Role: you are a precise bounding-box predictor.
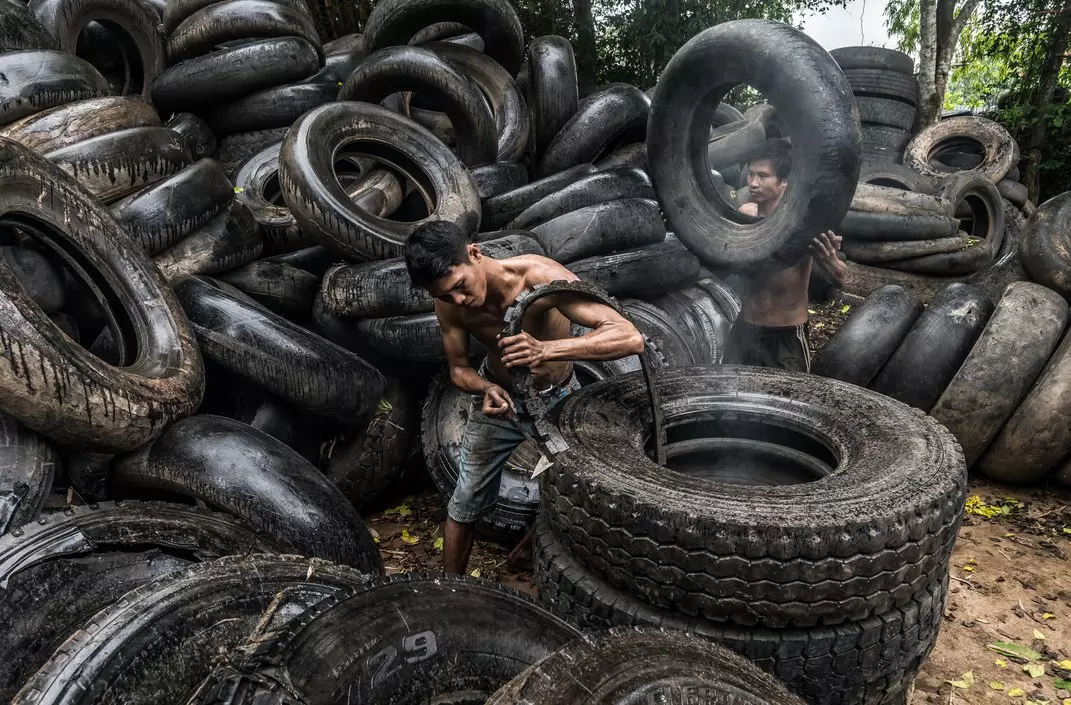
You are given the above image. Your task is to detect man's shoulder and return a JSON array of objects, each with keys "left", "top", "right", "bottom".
[{"left": 503, "top": 254, "right": 575, "bottom": 285}]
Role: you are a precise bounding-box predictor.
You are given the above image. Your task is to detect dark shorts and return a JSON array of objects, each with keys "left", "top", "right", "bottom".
[{"left": 721, "top": 319, "right": 811, "bottom": 373}]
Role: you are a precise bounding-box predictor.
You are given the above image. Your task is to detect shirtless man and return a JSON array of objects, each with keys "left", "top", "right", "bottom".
[
  {"left": 405, "top": 221, "right": 644, "bottom": 575},
  {"left": 722, "top": 138, "right": 847, "bottom": 372}
]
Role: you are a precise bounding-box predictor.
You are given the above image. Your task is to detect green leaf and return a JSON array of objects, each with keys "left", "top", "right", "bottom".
[
  {"left": 433, "top": 537, "right": 444, "bottom": 552},
  {"left": 383, "top": 503, "right": 412, "bottom": 518},
  {"left": 987, "top": 642, "right": 1043, "bottom": 661},
  {"left": 1054, "top": 678, "right": 1071, "bottom": 689},
  {"left": 840, "top": 304, "right": 851, "bottom": 314},
  {"left": 948, "top": 671, "right": 975, "bottom": 689},
  {"left": 400, "top": 528, "right": 419, "bottom": 545},
  {"left": 377, "top": 398, "right": 393, "bottom": 414}
]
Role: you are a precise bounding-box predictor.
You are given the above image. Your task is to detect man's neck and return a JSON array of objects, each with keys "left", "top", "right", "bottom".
[{"left": 480, "top": 259, "right": 521, "bottom": 310}]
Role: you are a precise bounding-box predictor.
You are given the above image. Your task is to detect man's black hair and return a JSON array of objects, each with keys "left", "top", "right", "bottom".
[
  {"left": 749, "top": 138, "right": 792, "bottom": 181},
  {"left": 405, "top": 220, "right": 472, "bottom": 287}
]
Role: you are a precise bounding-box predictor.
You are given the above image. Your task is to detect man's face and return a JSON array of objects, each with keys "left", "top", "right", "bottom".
[
  {"left": 746, "top": 158, "right": 787, "bottom": 208},
  {"left": 426, "top": 245, "right": 488, "bottom": 308}
]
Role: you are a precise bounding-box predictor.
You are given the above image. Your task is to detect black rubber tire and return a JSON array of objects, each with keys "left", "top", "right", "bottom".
[
  {"left": 11, "top": 555, "right": 375, "bottom": 705},
  {"left": 325, "top": 376, "right": 417, "bottom": 510},
  {"left": 45, "top": 125, "right": 192, "bottom": 204},
  {"left": 843, "top": 235, "right": 975, "bottom": 264},
  {"left": 166, "top": 111, "right": 216, "bottom": 160},
  {"left": 218, "top": 260, "right": 320, "bottom": 320},
  {"left": 111, "top": 415, "right": 383, "bottom": 571},
  {"left": 0, "top": 0, "right": 57, "bottom": 52},
  {"left": 469, "top": 161, "right": 528, "bottom": 199},
  {"left": 860, "top": 124, "right": 911, "bottom": 164},
  {"left": 841, "top": 68, "right": 919, "bottom": 105},
  {"left": 931, "top": 281, "right": 1069, "bottom": 467},
  {"left": 264, "top": 244, "right": 338, "bottom": 276},
  {"left": 856, "top": 97, "right": 916, "bottom": 131},
  {"left": 217, "top": 126, "right": 290, "bottom": 177},
  {"left": 175, "top": 275, "right": 384, "bottom": 422},
  {"left": 840, "top": 211, "right": 960, "bottom": 241},
  {"left": 644, "top": 279, "right": 738, "bottom": 365},
  {"left": 428, "top": 41, "right": 530, "bottom": 163},
  {"left": 536, "top": 83, "right": 649, "bottom": 178},
  {"left": 489, "top": 626, "right": 807, "bottom": 705},
  {"left": 623, "top": 299, "right": 702, "bottom": 366},
  {"left": 0, "top": 412, "right": 57, "bottom": 534},
  {"left": 0, "top": 50, "right": 109, "bottom": 127},
  {"left": 831, "top": 46, "right": 914, "bottom": 74},
  {"left": 568, "top": 235, "right": 701, "bottom": 299},
  {"left": 595, "top": 141, "right": 647, "bottom": 171},
  {"left": 542, "top": 365, "right": 965, "bottom": 628},
  {"left": 352, "top": 312, "right": 448, "bottom": 364},
  {"left": 29, "top": 0, "right": 164, "bottom": 98},
  {"left": 0, "top": 96, "right": 160, "bottom": 155},
  {"left": 811, "top": 284, "right": 923, "bottom": 387},
  {"left": 339, "top": 45, "right": 497, "bottom": 166},
  {"left": 166, "top": 0, "right": 320, "bottom": 63},
  {"left": 153, "top": 199, "right": 263, "bottom": 280},
  {"left": 527, "top": 34, "right": 578, "bottom": 161},
  {"left": 998, "top": 178, "right": 1028, "bottom": 207},
  {"left": 904, "top": 116, "right": 1017, "bottom": 183},
  {"left": 364, "top": 0, "right": 525, "bottom": 74},
  {"left": 206, "top": 81, "right": 337, "bottom": 136},
  {"left": 1019, "top": 192, "right": 1071, "bottom": 299},
  {"left": 531, "top": 198, "right": 666, "bottom": 263},
  {"left": 938, "top": 171, "right": 1005, "bottom": 254},
  {"left": 706, "top": 103, "right": 778, "bottom": 172},
  {"left": 0, "top": 501, "right": 281, "bottom": 705},
  {"left": 883, "top": 239, "right": 993, "bottom": 275},
  {"left": 161, "top": 0, "right": 312, "bottom": 34},
  {"left": 482, "top": 163, "right": 597, "bottom": 231},
  {"left": 111, "top": 158, "right": 233, "bottom": 254},
  {"left": 869, "top": 283, "right": 994, "bottom": 411},
  {"left": 858, "top": 162, "right": 934, "bottom": 192},
  {"left": 508, "top": 167, "right": 654, "bottom": 231},
  {"left": 321, "top": 231, "right": 543, "bottom": 318},
  {"left": 151, "top": 37, "right": 320, "bottom": 114},
  {"left": 648, "top": 20, "right": 860, "bottom": 268},
  {"left": 0, "top": 141, "right": 204, "bottom": 451},
  {"left": 533, "top": 513, "right": 945, "bottom": 705},
  {"left": 279, "top": 101, "right": 480, "bottom": 260},
  {"left": 0, "top": 245, "right": 65, "bottom": 313},
  {"left": 849, "top": 183, "right": 952, "bottom": 218}
]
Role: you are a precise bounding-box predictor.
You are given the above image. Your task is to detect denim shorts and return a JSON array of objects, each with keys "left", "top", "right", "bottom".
[{"left": 448, "top": 372, "right": 579, "bottom": 524}]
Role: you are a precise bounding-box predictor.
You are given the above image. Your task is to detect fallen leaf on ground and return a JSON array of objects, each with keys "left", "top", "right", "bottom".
[
  {"left": 963, "top": 565, "right": 975, "bottom": 572},
  {"left": 433, "top": 537, "right": 444, "bottom": 552},
  {"left": 1063, "top": 527, "right": 1071, "bottom": 534},
  {"left": 1059, "top": 661, "right": 1071, "bottom": 670},
  {"left": 1024, "top": 663, "right": 1045, "bottom": 678},
  {"left": 1043, "top": 613, "right": 1055, "bottom": 620},
  {"left": 1009, "top": 688, "right": 1026, "bottom": 698},
  {"left": 948, "top": 671, "right": 975, "bottom": 689},
  {"left": 988, "top": 642, "right": 1043, "bottom": 662},
  {"left": 991, "top": 682, "right": 1006, "bottom": 690},
  {"left": 1055, "top": 678, "right": 1071, "bottom": 689},
  {"left": 384, "top": 503, "right": 413, "bottom": 518},
  {"left": 470, "top": 568, "right": 481, "bottom": 578},
  {"left": 400, "top": 529, "right": 419, "bottom": 545},
  {"left": 1034, "top": 629, "right": 1047, "bottom": 640},
  {"left": 841, "top": 304, "right": 851, "bottom": 313}
]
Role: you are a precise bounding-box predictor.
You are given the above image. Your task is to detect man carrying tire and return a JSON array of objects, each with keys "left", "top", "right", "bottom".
[
  {"left": 724, "top": 138, "right": 846, "bottom": 372},
  {"left": 406, "top": 221, "right": 645, "bottom": 575}
]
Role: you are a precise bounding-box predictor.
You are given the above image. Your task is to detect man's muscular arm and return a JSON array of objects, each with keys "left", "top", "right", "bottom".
[{"left": 436, "top": 301, "right": 514, "bottom": 416}]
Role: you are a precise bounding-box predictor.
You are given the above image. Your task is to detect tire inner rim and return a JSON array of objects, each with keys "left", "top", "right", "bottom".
[
  {"left": 334, "top": 139, "right": 437, "bottom": 223},
  {"left": 644, "top": 409, "right": 838, "bottom": 486},
  {"left": 76, "top": 20, "right": 145, "bottom": 97},
  {"left": 928, "top": 136, "right": 986, "bottom": 172}
]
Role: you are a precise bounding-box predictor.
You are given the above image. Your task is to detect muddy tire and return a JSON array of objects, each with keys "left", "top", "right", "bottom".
[
  {"left": 533, "top": 513, "right": 945, "bottom": 705},
  {"left": 207, "top": 81, "right": 338, "bottom": 136},
  {"left": 0, "top": 142, "right": 204, "bottom": 451},
  {"left": 998, "top": 178, "right": 1028, "bottom": 207},
  {"left": 542, "top": 365, "right": 964, "bottom": 628},
  {"left": 0, "top": 413, "right": 58, "bottom": 534},
  {"left": 280, "top": 101, "right": 480, "bottom": 260},
  {"left": 905, "top": 116, "right": 1017, "bottom": 183},
  {"left": 0, "top": 50, "right": 108, "bottom": 127},
  {"left": 111, "top": 415, "right": 383, "bottom": 571},
  {"left": 596, "top": 142, "right": 647, "bottom": 171},
  {"left": 648, "top": 20, "right": 860, "bottom": 268},
  {"left": 166, "top": 0, "right": 320, "bottom": 63},
  {"left": 508, "top": 167, "right": 654, "bottom": 231},
  {"left": 112, "top": 158, "right": 233, "bottom": 254},
  {"left": 11, "top": 555, "right": 374, "bottom": 705},
  {"left": 536, "top": 83, "right": 649, "bottom": 178},
  {"left": 849, "top": 183, "right": 953, "bottom": 218},
  {"left": 843, "top": 236, "right": 975, "bottom": 264},
  {"left": 218, "top": 260, "right": 319, "bottom": 320},
  {"left": 568, "top": 236, "right": 700, "bottom": 299},
  {"left": 166, "top": 112, "right": 216, "bottom": 160},
  {"left": 30, "top": 0, "right": 164, "bottom": 98},
  {"left": 527, "top": 35, "right": 577, "bottom": 161},
  {"left": 883, "top": 240, "right": 993, "bottom": 276},
  {"left": 860, "top": 124, "right": 911, "bottom": 164},
  {"left": 483, "top": 163, "right": 597, "bottom": 231},
  {"left": 532, "top": 198, "right": 665, "bottom": 263},
  {"left": 154, "top": 200, "right": 263, "bottom": 280},
  {"left": 0, "top": 246, "right": 65, "bottom": 313},
  {"left": 858, "top": 162, "right": 933, "bottom": 192},
  {"left": 931, "top": 281, "right": 1069, "bottom": 467},
  {"left": 469, "top": 161, "right": 528, "bottom": 199},
  {"left": 839, "top": 211, "right": 960, "bottom": 241},
  {"left": 939, "top": 172, "right": 1005, "bottom": 254},
  {"left": 841, "top": 68, "right": 919, "bottom": 105},
  {"left": 0, "top": 501, "right": 280, "bottom": 705},
  {"left": 364, "top": 0, "right": 525, "bottom": 74},
  {"left": 856, "top": 100, "right": 916, "bottom": 133},
  {"left": 831, "top": 46, "right": 914, "bottom": 74},
  {"left": 869, "top": 283, "right": 994, "bottom": 411},
  {"left": 45, "top": 125, "right": 192, "bottom": 204},
  {"left": 217, "top": 126, "right": 290, "bottom": 177},
  {"left": 1019, "top": 192, "right": 1071, "bottom": 299},
  {"left": 0, "top": 0, "right": 57, "bottom": 52},
  {"left": 0, "top": 96, "right": 159, "bottom": 155},
  {"left": 811, "top": 284, "right": 923, "bottom": 387},
  {"left": 232, "top": 140, "right": 311, "bottom": 253}
]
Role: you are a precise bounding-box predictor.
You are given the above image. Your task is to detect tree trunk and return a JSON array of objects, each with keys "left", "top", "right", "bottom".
[
  {"left": 918, "top": 0, "right": 982, "bottom": 126},
  {"left": 917, "top": 0, "right": 941, "bottom": 126},
  {"left": 572, "top": 0, "right": 598, "bottom": 94},
  {"left": 1025, "top": 0, "right": 1071, "bottom": 201}
]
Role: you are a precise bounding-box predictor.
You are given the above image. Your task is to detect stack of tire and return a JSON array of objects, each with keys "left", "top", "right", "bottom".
[
  {"left": 831, "top": 47, "right": 918, "bottom": 166},
  {"left": 814, "top": 278, "right": 1071, "bottom": 489}
]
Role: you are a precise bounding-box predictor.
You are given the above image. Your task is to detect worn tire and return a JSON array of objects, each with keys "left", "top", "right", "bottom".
[
  {"left": 841, "top": 68, "right": 919, "bottom": 105},
  {"left": 998, "top": 178, "right": 1028, "bottom": 207},
  {"left": 469, "top": 161, "right": 528, "bottom": 199},
  {"left": 161, "top": 0, "right": 312, "bottom": 34},
  {"left": 840, "top": 211, "right": 960, "bottom": 241},
  {"left": 279, "top": 101, "right": 480, "bottom": 260},
  {"left": 364, "top": 0, "right": 525, "bottom": 74},
  {"left": 0, "top": 50, "right": 108, "bottom": 127},
  {"left": 939, "top": 171, "right": 1005, "bottom": 254},
  {"left": 218, "top": 260, "right": 319, "bottom": 320},
  {"left": 883, "top": 240, "right": 993, "bottom": 275},
  {"left": 527, "top": 35, "right": 577, "bottom": 161},
  {"left": 536, "top": 83, "right": 649, "bottom": 178},
  {"left": 542, "top": 365, "right": 965, "bottom": 628},
  {"left": 166, "top": 112, "right": 216, "bottom": 160},
  {"left": 0, "top": 0, "right": 57, "bottom": 52},
  {"left": 111, "top": 415, "right": 383, "bottom": 571},
  {"left": 0, "top": 246, "right": 65, "bottom": 313},
  {"left": 483, "top": 163, "right": 596, "bottom": 231},
  {"left": 0, "top": 412, "right": 58, "bottom": 534},
  {"left": 531, "top": 198, "right": 665, "bottom": 263},
  {"left": 533, "top": 513, "right": 944, "bottom": 705},
  {"left": 843, "top": 235, "right": 976, "bottom": 265},
  {"left": 111, "top": 158, "right": 233, "bottom": 254},
  {"left": 217, "top": 126, "right": 290, "bottom": 177},
  {"left": 648, "top": 20, "right": 860, "bottom": 268},
  {"left": 206, "top": 81, "right": 337, "bottom": 136},
  {"left": 904, "top": 116, "right": 1017, "bottom": 183},
  {"left": 166, "top": 0, "right": 320, "bottom": 64},
  {"left": 860, "top": 124, "right": 910, "bottom": 164},
  {"left": 869, "top": 283, "right": 994, "bottom": 411},
  {"left": 596, "top": 142, "right": 647, "bottom": 171},
  {"left": 831, "top": 46, "right": 914, "bottom": 74},
  {"left": 509, "top": 167, "right": 654, "bottom": 231},
  {"left": 0, "top": 96, "right": 159, "bottom": 155},
  {"left": 931, "top": 281, "right": 1069, "bottom": 467},
  {"left": 849, "top": 183, "right": 953, "bottom": 218},
  {"left": 858, "top": 163, "right": 933, "bottom": 192},
  {"left": 811, "top": 284, "right": 923, "bottom": 387},
  {"left": 569, "top": 235, "right": 701, "bottom": 299},
  {"left": 153, "top": 199, "right": 263, "bottom": 280},
  {"left": 0, "top": 141, "right": 204, "bottom": 451},
  {"left": 1019, "top": 192, "right": 1071, "bottom": 299}
]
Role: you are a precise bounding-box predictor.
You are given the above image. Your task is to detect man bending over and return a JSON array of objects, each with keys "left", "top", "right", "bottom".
[
  {"left": 723, "top": 138, "right": 847, "bottom": 372},
  {"left": 405, "top": 221, "right": 644, "bottom": 575}
]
